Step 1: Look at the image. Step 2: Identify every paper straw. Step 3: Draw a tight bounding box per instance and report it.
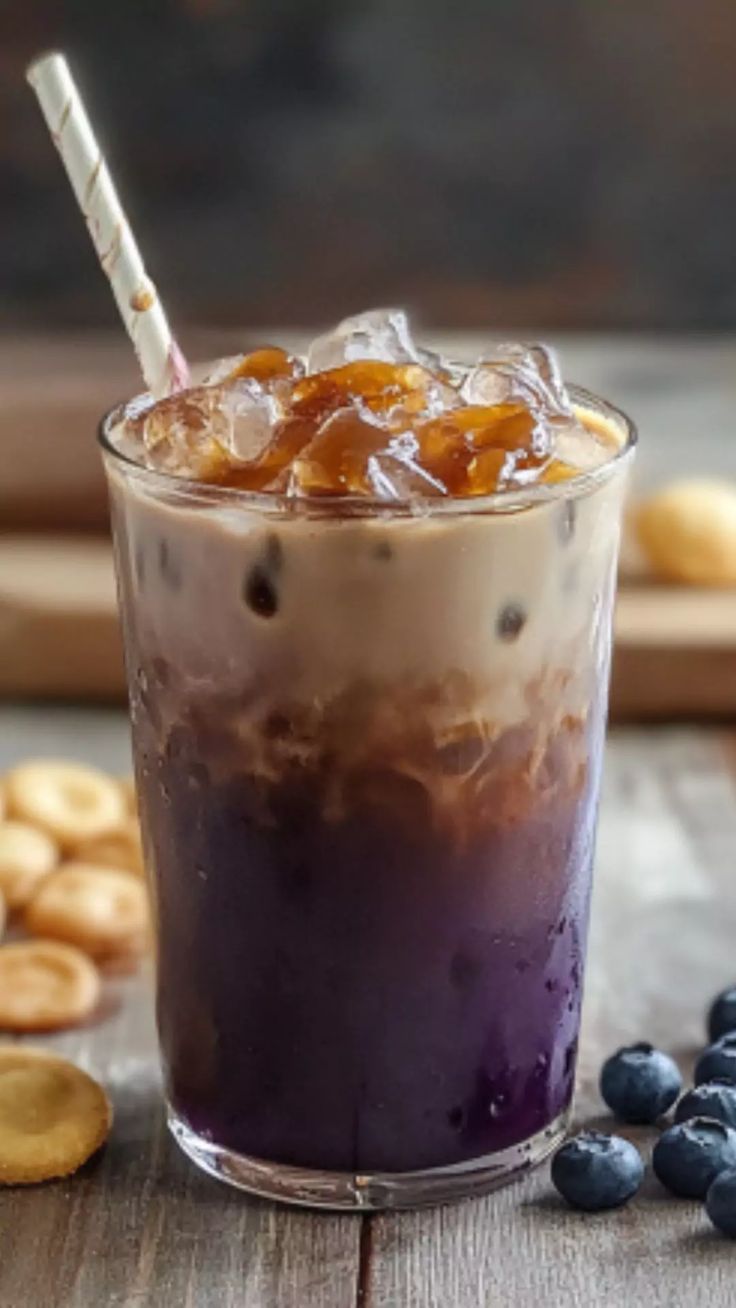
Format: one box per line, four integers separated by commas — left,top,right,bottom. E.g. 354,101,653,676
27,51,189,398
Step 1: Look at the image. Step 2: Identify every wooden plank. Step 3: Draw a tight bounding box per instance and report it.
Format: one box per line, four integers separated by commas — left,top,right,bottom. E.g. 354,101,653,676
0,708,361,1308
616,587,736,647
610,644,736,720
0,537,123,700
365,729,736,1308
611,587,736,718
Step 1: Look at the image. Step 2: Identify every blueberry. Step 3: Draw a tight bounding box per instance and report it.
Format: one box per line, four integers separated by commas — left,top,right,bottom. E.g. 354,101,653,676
708,987,736,1044
706,1166,736,1238
695,1034,736,1086
675,1080,736,1129
550,1131,644,1211
652,1117,736,1198
599,1042,682,1123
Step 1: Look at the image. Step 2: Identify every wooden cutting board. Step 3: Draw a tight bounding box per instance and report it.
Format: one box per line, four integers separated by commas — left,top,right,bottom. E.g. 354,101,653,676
1,534,735,717
0,536,124,700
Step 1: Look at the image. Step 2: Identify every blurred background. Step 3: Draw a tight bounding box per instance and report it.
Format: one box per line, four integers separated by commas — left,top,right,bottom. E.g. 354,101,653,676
2,0,736,713
4,0,736,332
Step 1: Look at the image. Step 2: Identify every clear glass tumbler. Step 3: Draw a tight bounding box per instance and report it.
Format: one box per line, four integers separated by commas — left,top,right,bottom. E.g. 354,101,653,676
101,384,634,1209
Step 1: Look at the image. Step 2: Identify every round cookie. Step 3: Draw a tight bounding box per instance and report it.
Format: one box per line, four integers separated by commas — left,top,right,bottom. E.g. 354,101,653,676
0,821,59,909
26,863,149,960
0,1046,111,1184
118,776,138,815
5,761,126,850
72,818,144,879
636,479,736,585
0,940,101,1032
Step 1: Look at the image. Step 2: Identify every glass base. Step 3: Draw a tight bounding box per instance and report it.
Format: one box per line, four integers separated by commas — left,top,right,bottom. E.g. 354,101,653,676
167,1105,571,1210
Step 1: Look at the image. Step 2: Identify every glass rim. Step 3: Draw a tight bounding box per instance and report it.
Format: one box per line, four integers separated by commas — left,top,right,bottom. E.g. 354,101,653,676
98,381,637,519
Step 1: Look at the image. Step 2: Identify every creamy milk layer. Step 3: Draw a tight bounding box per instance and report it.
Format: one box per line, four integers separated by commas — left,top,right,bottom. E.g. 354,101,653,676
107,404,626,737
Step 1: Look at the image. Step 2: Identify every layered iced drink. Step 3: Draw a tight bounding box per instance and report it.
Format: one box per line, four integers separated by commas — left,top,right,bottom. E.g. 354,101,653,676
101,310,634,1207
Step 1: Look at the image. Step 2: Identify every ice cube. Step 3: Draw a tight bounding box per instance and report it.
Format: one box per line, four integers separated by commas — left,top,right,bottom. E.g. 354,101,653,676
282,409,448,501
222,382,282,462
202,355,245,385
141,387,232,478
286,407,387,496
290,360,458,436
369,431,449,499
116,317,594,498
389,371,461,423
140,382,279,476
553,419,612,472
463,342,572,421
307,308,427,373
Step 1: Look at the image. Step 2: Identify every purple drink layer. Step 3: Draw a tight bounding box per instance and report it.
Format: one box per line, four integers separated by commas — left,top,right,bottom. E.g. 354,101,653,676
136,679,598,1173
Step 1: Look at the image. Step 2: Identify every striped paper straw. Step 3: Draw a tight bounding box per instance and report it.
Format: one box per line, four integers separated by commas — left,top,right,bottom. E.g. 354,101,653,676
27,51,189,398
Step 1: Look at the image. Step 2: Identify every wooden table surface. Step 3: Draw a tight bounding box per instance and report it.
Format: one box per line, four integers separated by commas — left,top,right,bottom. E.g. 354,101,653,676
0,708,735,1306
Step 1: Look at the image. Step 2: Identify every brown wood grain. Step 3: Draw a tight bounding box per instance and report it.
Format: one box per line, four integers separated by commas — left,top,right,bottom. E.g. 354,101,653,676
611,587,736,719
0,975,361,1308
0,536,124,700
0,721,735,1306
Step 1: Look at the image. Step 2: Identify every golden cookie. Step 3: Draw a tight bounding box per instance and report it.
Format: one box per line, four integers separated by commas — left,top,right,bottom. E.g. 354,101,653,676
636,479,736,585
0,1046,111,1184
0,940,100,1031
72,817,144,879
5,760,127,850
119,775,138,815
0,821,59,909
26,862,149,960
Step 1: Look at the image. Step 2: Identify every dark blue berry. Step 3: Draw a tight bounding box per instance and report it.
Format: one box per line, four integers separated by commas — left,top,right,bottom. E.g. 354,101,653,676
551,1131,644,1211
695,1034,736,1086
600,1042,682,1123
708,988,736,1044
652,1117,736,1198
675,1080,736,1129
706,1166,736,1238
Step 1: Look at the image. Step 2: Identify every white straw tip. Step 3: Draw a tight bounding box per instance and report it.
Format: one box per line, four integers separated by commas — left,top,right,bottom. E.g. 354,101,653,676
25,46,188,398
26,50,68,87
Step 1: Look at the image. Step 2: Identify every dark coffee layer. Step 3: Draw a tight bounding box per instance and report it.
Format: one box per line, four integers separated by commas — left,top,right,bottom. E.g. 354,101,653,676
133,681,600,1173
